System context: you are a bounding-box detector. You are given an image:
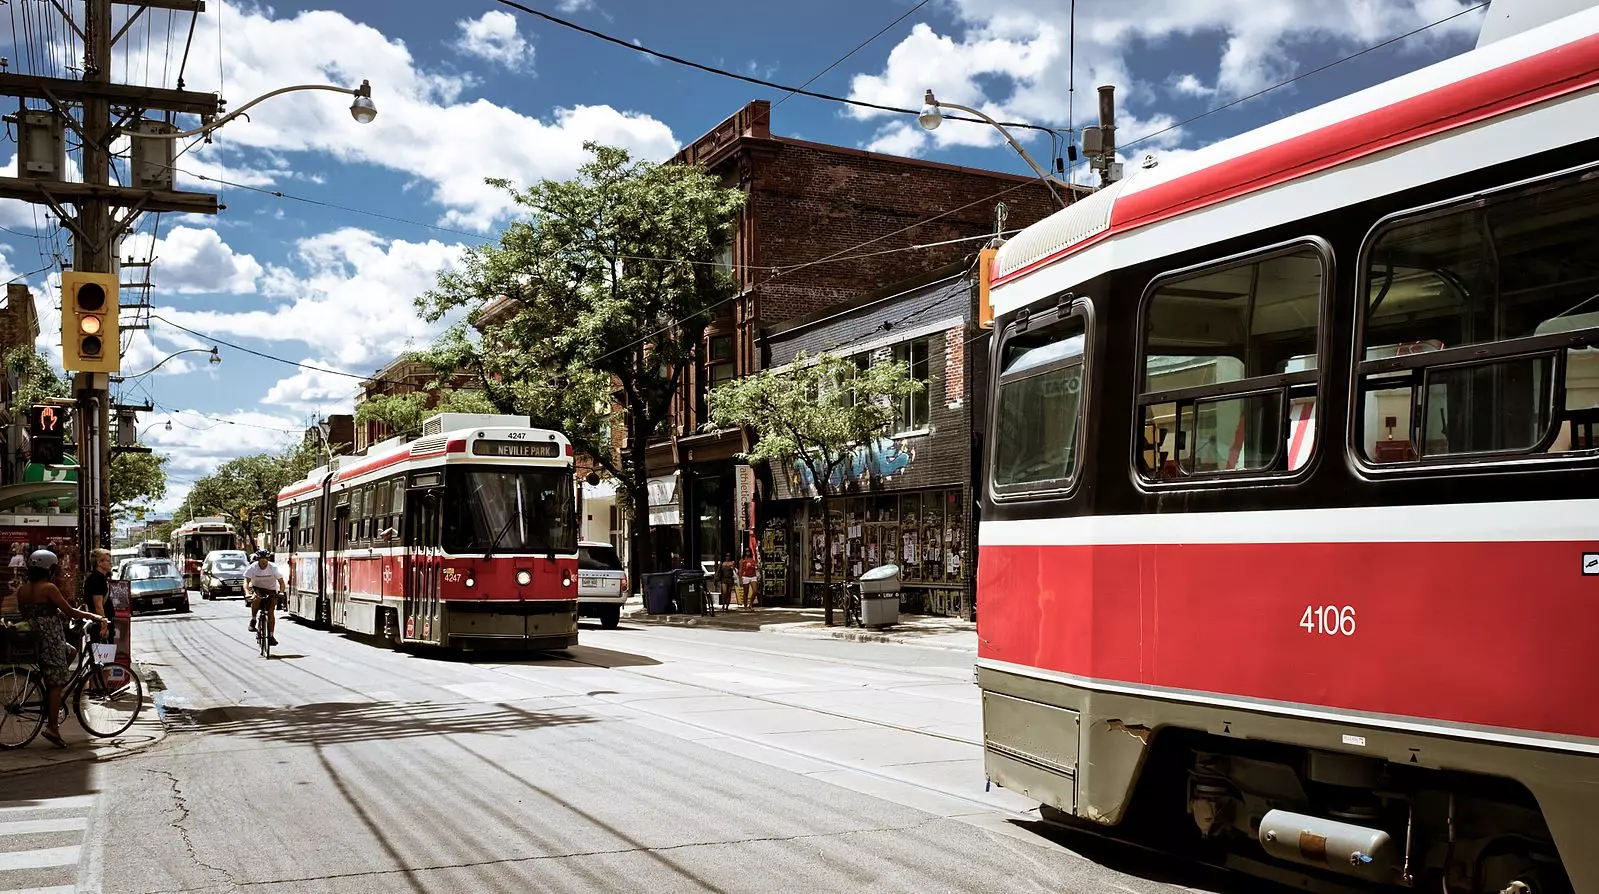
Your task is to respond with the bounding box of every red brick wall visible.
[748,141,1059,328]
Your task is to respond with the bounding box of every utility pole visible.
[0,0,217,572]
[1081,85,1122,189]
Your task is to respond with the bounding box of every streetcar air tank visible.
[1257,809,1395,881]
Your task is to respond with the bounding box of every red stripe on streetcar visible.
[994,31,1599,288]
[977,540,1599,741]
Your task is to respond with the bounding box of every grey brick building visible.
[754,261,985,618]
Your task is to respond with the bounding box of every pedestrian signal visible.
[61,270,120,373]
[29,404,65,465]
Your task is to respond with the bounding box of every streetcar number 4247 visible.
[1301,605,1356,636]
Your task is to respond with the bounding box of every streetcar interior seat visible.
[1535,311,1599,452]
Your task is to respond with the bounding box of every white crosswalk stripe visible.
[0,795,97,894]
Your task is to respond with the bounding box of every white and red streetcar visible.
[977,5,1599,892]
[274,413,580,651]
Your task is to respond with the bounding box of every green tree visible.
[353,388,498,441]
[184,443,319,544]
[706,352,922,626]
[419,142,745,585]
[109,450,168,521]
[4,346,69,410]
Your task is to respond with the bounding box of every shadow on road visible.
[1007,818,1266,894]
[498,643,662,670]
[180,698,599,747]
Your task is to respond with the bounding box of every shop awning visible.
[582,478,618,500]
[647,472,680,527]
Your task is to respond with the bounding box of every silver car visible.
[576,541,626,629]
[120,558,191,614]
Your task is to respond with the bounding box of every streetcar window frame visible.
[1350,162,1599,473]
[987,297,1095,503]
[1133,237,1332,486]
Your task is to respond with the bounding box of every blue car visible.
[120,558,191,614]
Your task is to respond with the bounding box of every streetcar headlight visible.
[516,570,531,586]
[465,576,475,588]
[561,574,572,588]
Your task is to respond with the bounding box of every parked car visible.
[576,540,626,629]
[200,550,250,600]
[120,558,190,614]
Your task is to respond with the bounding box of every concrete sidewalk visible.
[0,661,167,774]
[620,598,978,653]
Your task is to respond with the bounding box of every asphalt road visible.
[0,597,1255,894]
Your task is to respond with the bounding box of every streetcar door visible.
[331,501,350,627]
[404,486,441,644]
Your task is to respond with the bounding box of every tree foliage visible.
[706,352,922,624]
[354,388,498,441]
[418,142,746,582]
[109,450,167,520]
[182,443,319,543]
[5,346,68,410]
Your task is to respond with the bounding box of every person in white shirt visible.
[243,550,287,646]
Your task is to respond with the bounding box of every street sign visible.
[23,456,77,483]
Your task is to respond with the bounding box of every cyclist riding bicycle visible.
[242,550,286,647]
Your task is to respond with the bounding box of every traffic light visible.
[29,404,65,465]
[61,270,120,373]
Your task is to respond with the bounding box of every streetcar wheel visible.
[0,669,43,749]
[74,666,143,738]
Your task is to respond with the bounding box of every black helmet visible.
[253,550,271,560]
[27,549,58,570]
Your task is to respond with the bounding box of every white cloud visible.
[262,362,360,415]
[122,226,264,294]
[163,226,465,368]
[452,10,533,71]
[865,121,931,157]
[142,408,305,512]
[557,0,595,11]
[847,2,1483,159]
[118,4,678,232]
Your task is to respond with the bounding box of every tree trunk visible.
[624,393,655,597]
[821,492,834,627]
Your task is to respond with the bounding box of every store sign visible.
[472,439,561,458]
[735,463,756,532]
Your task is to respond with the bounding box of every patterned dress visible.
[19,589,73,687]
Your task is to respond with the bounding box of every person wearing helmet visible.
[242,550,286,646]
[16,549,107,747]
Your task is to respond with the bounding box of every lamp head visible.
[208,347,221,365]
[350,80,377,124]
[917,89,942,131]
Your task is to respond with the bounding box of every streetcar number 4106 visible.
[1301,605,1356,636]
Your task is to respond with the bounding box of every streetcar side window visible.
[1358,169,1599,463]
[991,311,1088,495]
[1139,245,1325,479]
[374,480,392,541]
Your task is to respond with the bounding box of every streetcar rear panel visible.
[977,10,1599,894]
[275,413,580,652]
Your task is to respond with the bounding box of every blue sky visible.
[0,0,1485,513]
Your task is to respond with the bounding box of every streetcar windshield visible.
[444,467,575,555]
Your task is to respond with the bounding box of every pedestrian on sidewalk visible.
[718,552,735,611]
[16,549,107,748]
[738,549,759,608]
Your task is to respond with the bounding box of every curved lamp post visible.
[136,80,377,141]
[111,347,219,383]
[917,89,1069,207]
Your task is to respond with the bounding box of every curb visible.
[621,612,978,654]
[0,660,170,775]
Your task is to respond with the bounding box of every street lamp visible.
[917,89,1070,206]
[110,347,220,383]
[136,80,377,141]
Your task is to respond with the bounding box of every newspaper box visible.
[858,564,901,627]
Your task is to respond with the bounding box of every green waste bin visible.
[673,569,708,615]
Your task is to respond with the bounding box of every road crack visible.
[141,816,943,891]
[146,768,238,891]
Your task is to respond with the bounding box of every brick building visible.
[353,357,473,453]
[644,100,1064,576]
[303,414,354,460]
[755,261,985,617]
[0,283,40,488]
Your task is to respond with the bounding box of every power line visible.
[490,0,1062,137]
[148,313,427,389]
[771,0,930,113]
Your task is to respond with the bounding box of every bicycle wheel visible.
[74,663,143,738]
[0,668,44,749]
[259,612,270,659]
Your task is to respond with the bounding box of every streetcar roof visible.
[277,423,573,501]
[990,5,1599,314]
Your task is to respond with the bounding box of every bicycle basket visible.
[0,620,39,665]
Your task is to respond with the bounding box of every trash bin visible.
[673,568,709,615]
[858,564,902,627]
[643,572,677,615]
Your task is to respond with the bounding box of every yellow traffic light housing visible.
[61,270,120,373]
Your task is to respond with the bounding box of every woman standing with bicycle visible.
[16,549,107,747]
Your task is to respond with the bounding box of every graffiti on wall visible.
[789,437,917,497]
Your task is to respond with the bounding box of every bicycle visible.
[248,587,274,659]
[0,619,144,749]
[829,580,863,628]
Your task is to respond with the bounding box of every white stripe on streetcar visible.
[0,845,81,871]
[0,797,94,817]
[0,818,87,836]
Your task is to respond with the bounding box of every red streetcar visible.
[977,8,1599,893]
[274,413,580,651]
